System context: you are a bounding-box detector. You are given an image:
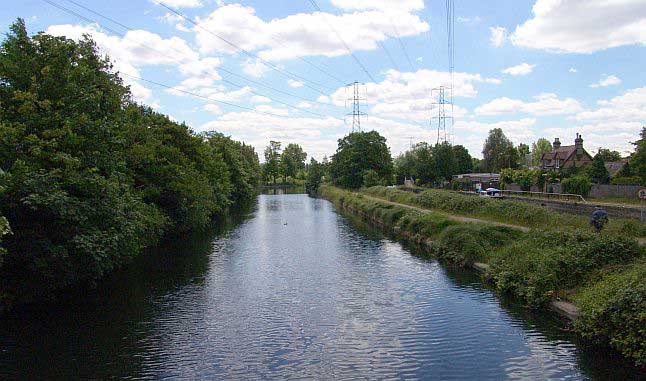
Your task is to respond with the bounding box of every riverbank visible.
[321,185,646,367]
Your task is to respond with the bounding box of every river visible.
[0,193,639,379]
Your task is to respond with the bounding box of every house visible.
[605,159,629,178]
[541,133,593,171]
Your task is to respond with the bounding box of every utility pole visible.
[430,86,453,144]
[346,81,367,133]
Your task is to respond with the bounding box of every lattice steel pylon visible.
[430,86,453,144]
[346,81,367,132]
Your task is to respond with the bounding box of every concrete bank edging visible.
[328,195,580,322]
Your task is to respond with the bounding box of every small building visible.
[453,173,500,190]
[605,159,629,178]
[541,133,593,171]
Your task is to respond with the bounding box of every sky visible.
[3,0,646,160]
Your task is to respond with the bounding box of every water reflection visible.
[0,194,641,379]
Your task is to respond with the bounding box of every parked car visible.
[478,188,502,197]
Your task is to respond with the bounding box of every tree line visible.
[0,20,261,311]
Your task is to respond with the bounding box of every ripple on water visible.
[0,194,636,380]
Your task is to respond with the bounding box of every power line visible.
[376,40,400,72]
[390,21,415,71]
[306,0,376,83]
[156,1,335,95]
[217,0,346,86]
[123,72,341,121]
[45,0,340,115]
[61,0,334,106]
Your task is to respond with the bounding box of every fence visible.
[505,183,642,200]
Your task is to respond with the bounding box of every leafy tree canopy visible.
[330,131,393,188]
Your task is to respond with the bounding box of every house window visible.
[556,159,560,169]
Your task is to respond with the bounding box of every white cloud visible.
[489,26,507,47]
[288,79,304,88]
[501,62,536,76]
[242,58,269,78]
[569,68,577,73]
[297,101,313,109]
[150,0,202,8]
[317,95,331,103]
[574,87,646,122]
[200,111,344,160]
[193,4,429,60]
[589,74,621,88]
[251,95,271,103]
[510,0,646,53]
[46,23,199,104]
[475,93,582,116]
[457,16,482,24]
[455,118,538,157]
[330,0,424,11]
[321,69,499,123]
[204,103,222,114]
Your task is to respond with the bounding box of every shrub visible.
[362,169,383,188]
[610,176,643,186]
[561,175,592,197]
[489,230,642,307]
[433,224,521,265]
[574,260,646,366]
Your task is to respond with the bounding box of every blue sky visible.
[3,0,646,159]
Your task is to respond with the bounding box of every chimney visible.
[553,137,561,150]
[575,133,583,155]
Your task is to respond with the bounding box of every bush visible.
[561,175,592,197]
[489,230,642,307]
[362,169,383,188]
[610,176,643,186]
[433,224,521,265]
[574,260,646,366]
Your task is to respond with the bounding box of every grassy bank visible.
[321,185,645,366]
[363,186,646,237]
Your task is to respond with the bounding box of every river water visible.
[0,194,640,379]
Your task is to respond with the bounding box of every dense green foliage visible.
[263,141,281,184]
[574,260,646,366]
[0,20,260,310]
[394,142,473,185]
[305,158,324,195]
[587,154,610,184]
[489,231,641,306]
[595,148,622,163]
[483,128,518,172]
[629,127,646,182]
[531,138,553,167]
[561,175,592,197]
[362,186,646,236]
[280,143,306,182]
[330,131,393,188]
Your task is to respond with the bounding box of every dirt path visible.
[355,193,531,233]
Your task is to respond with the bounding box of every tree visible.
[434,142,457,181]
[562,176,592,197]
[330,131,393,188]
[588,154,610,184]
[595,149,622,163]
[483,128,515,172]
[0,20,261,311]
[280,143,307,182]
[452,145,473,174]
[263,141,281,184]
[305,158,324,195]
[531,138,553,167]
[517,143,530,166]
[629,127,646,181]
